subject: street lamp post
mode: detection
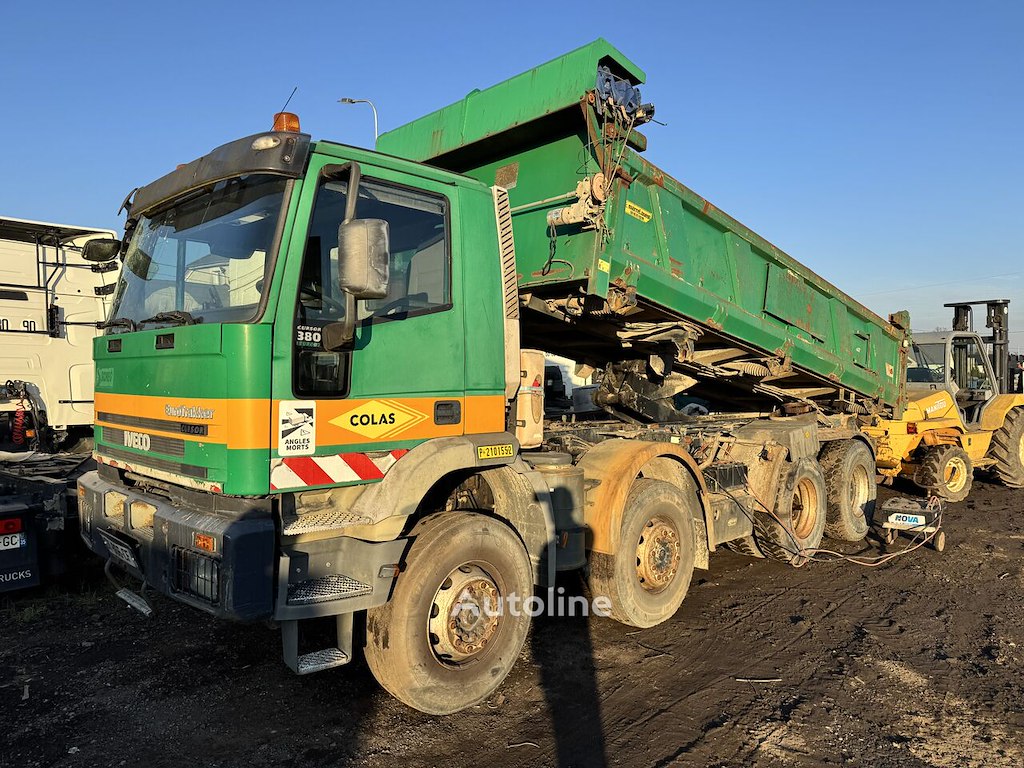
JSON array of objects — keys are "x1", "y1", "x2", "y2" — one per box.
[{"x1": 338, "y1": 97, "x2": 379, "y2": 143}]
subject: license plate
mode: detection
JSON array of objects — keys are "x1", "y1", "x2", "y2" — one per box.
[
  {"x1": 477, "y1": 443, "x2": 514, "y2": 460},
  {"x1": 0, "y1": 533, "x2": 26, "y2": 551},
  {"x1": 100, "y1": 531, "x2": 139, "y2": 570}
]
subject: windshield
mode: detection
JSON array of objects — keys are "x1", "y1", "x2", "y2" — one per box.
[
  {"x1": 906, "y1": 342, "x2": 947, "y2": 383},
  {"x1": 109, "y1": 174, "x2": 288, "y2": 327}
]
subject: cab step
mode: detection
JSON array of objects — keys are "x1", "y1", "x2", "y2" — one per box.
[
  {"x1": 115, "y1": 587, "x2": 154, "y2": 617},
  {"x1": 282, "y1": 614, "x2": 353, "y2": 675},
  {"x1": 296, "y1": 647, "x2": 350, "y2": 674}
]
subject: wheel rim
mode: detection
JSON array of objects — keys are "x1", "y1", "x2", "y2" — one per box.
[
  {"x1": 427, "y1": 563, "x2": 501, "y2": 665},
  {"x1": 791, "y1": 477, "x2": 819, "y2": 539},
  {"x1": 943, "y1": 456, "x2": 968, "y2": 493},
  {"x1": 848, "y1": 464, "x2": 871, "y2": 513},
  {"x1": 635, "y1": 515, "x2": 681, "y2": 593}
]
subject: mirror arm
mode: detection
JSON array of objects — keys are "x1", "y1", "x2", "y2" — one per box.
[
  {"x1": 321, "y1": 161, "x2": 362, "y2": 224},
  {"x1": 343, "y1": 163, "x2": 361, "y2": 224},
  {"x1": 323, "y1": 293, "x2": 358, "y2": 352}
]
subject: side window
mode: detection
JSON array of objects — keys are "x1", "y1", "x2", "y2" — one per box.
[{"x1": 293, "y1": 174, "x2": 450, "y2": 397}]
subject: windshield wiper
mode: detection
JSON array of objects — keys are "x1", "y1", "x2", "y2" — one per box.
[
  {"x1": 139, "y1": 310, "x2": 203, "y2": 328},
  {"x1": 101, "y1": 317, "x2": 138, "y2": 332}
]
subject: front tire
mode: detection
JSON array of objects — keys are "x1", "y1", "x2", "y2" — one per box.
[
  {"x1": 587, "y1": 478, "x2": 696, "y2": 628},
  {"x1": 364, "y1": 513, "x2": 533, "y2": 715},
  {"x1": 914, "y1": 445, "x2": 973, "y2": 502}
]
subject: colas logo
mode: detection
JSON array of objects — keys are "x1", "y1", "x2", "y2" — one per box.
[{"x1": 330, "y1": 399, "x2": 428, "y2": 440}]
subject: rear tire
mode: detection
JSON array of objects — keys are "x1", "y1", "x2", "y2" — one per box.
[
  {"x1": 914, "y1": 445, "x2": 973, "y2": 502},
  {"x1": 364, "y1": 513, "x2": 533, "y2": 715},
  {"x1": 587, "y1": 478, "x2": 696, "y2": 628},
  {"x1": 819, "y1": 440, "x2": 875, "y2": 541},
  {"x1": 991, "y1": 407, "x2": 1024, "y2": 488},
  {"x1": 753, "y1": 458, "x2": 827, "y2": 566}
]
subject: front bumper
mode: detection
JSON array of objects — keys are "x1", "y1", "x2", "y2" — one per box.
[
  {"x1": 78, "y1": 468, "x2": 408, "y2": 623},
  {"x1": 78, "y1": 469, "x2": 276, "y2": 620}
]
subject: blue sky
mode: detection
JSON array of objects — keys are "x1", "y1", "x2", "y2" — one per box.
[{"x1": 3, "y1": 1, "x2": 1022, "y2": 347}]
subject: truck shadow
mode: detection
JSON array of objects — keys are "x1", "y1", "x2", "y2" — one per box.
[{"x1": 531, "y1": 573, "x2": 608, "y2": 768}]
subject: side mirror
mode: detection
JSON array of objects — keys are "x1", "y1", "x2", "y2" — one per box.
[
  {"x1": 337, "y1": 219, "x2": 390, "y2": 299},
  {"x1": 323, "y1": 219, "x2": 390, "y2": 352},
  {"x1": 82, "y1": 239, "x2": 121, "y2": 262}
]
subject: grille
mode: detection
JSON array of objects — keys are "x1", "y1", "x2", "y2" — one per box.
[
  {"x1": 101, "y1": 426, "x2": 186, "y2": 457},
  {"x1": 99, "y1": 446, "x2": 208, "y2": 479},
  {"x1": 172, "y1": 547, "x2": 220, "y2": 604},
  {"x1": 287, "y1": 574, "x2": 371, "y2": 605}
]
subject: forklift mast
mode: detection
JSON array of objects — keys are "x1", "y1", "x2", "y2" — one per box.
[{"x1": 944, "y1": 299, "x2": 1011, "y2": 394}]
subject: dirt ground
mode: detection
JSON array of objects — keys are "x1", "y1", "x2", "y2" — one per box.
[{"x1": 2, "y1": 480, "x2": 1022, "y2": 768}]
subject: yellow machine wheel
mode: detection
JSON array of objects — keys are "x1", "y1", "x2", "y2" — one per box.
[
  {"x1": 914, "y1": 445, "x2": 973, "y2": 503},
  {"x1": 991, "y1": 407, "x2": 1024, "y2": 489}
]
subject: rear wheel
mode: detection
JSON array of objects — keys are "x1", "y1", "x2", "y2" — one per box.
[
  {"x1": 364, "y1": 513, "x2": 533, "y2": 714},
  {"x1": 753, "y1": 458, "x2": 827, "y2": 566},
  {"x1": 991, "y1": 408, "x2": 1024, "y2": 488},
  {"x1": 914, "y1": 445, "x2": 973, "y2": 502},
  {"x1": 587, "y1": 478, "x2": 696, "y2": 628},
  {"x1": 819, "y1": 440, "x2": 875, "y2": 541}
]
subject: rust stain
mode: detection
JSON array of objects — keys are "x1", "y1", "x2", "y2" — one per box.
[
  {"x1": 701, "y1": 200, "x2": 712, "y2": 215},
  {"x1": 705, "y1": 317, "x2": 723, "y2": 331},
  {"x1": 671, "y1": 268, "x2": 683, "y2": 279}
]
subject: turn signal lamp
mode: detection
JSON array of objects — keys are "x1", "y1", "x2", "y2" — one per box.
[
  {"x1": 272, "y1": 111, "x2": 300, "y2": 132},
  {"x1": 907, "y1": 422, "x2": 918, "y2": 435},
  {"x1": 192, "y1": 532, "x2": 217, "y2": 554}
]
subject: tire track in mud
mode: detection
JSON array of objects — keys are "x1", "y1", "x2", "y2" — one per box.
[{"x1": 4, "y1": 485, "x2": 1024, "y2": 768}]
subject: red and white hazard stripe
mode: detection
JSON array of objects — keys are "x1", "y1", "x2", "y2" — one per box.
[{"x1": 270, "y1": 449, "x2": 409, "y2": 491}]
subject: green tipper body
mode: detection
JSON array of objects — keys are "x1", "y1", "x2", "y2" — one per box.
[{"x1": 378, "y1": 39, "x2": 909, "y2": 415}]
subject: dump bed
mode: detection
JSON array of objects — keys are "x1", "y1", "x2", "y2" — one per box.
[{"x1": 378, "y1": 39, "x2": 908, "y2": 416}]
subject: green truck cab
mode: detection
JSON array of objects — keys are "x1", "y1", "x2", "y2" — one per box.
[{"x1": 78, "y1": 40, "x2": 909, "y2": 714}]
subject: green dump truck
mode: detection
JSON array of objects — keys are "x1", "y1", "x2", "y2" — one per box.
[{"x1": 77, "y1": 40, "x2": 909, "y2": 714}]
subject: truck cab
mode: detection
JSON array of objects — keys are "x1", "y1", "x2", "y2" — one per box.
[{"x1": 0, "y1": 217, "x2": 119, "y2": 451}]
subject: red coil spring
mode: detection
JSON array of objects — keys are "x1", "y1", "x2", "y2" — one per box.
[{"x1": 11, "y1": 405, "x2": 26, "y2": 445}]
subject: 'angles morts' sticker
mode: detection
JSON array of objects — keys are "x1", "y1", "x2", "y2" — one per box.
[{"x1": 278, "y1": 401, "x2": 316, "y2": 456}]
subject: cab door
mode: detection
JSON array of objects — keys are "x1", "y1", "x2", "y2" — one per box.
[{"x1": 268, "y1": 158, "x2": 466, "y2": 491}]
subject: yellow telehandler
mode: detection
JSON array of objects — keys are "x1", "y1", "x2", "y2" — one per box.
[{"x1": 865, "y1": 299, "x2": 1024, "y2": 501}]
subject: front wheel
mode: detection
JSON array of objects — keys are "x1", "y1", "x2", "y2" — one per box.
[
  {"x1": 914, "y1": 445, "x2": 973, "y2": 502},
  {"x1": 364, "y1": 513, "x2": 533, "y2": 714}
]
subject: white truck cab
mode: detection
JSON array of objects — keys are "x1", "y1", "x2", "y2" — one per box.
[{"x1": 0, "y1": 216, "x2": 119, "y2": 451}]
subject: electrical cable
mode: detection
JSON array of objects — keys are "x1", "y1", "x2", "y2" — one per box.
[{"x1": 718, "y1": 481, "x2": 942, "y2": 568}]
